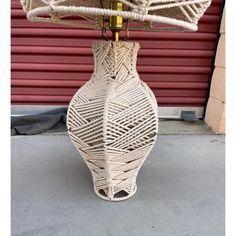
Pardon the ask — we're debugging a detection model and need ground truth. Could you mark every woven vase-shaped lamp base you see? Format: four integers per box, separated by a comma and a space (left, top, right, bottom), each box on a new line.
67, 41, 158, 201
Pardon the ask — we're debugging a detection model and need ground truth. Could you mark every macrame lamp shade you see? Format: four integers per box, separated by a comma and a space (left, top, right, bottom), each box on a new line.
21, 0, 211, 31
20, 0, 212, 201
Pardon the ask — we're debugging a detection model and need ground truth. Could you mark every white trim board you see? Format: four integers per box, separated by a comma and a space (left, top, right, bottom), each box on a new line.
158, 107, 204, 119
11, 105, 204, 119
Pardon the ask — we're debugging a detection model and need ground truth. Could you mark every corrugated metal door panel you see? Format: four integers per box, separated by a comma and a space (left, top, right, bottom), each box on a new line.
11, 0, 223, 107
12, 55, 213, 66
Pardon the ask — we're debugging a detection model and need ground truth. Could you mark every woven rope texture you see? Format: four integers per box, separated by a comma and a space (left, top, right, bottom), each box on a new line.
67, 41, 158, 201
20, 0, 212, 31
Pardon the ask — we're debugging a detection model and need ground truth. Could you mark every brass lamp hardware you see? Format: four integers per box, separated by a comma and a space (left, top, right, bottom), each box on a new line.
109, 1, 123, 41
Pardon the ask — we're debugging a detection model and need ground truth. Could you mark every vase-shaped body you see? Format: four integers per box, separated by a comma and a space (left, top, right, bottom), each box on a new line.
67, 41, 158, 201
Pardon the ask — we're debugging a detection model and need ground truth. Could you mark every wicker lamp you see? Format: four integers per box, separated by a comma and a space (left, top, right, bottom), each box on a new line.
20, 0, 212, 201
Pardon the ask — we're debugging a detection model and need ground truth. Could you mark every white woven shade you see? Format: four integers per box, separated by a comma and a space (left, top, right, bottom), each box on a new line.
21, 0, 211, 31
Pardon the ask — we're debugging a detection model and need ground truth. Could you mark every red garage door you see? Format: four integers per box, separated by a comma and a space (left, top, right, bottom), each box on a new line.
11, 0, 224, 117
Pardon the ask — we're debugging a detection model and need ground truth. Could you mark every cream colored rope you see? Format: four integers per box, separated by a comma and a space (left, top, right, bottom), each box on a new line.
21, 0, 212, 32
67, 41, 158, 201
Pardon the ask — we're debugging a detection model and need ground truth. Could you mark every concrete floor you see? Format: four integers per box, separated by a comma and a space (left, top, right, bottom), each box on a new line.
11, 133, 225, 236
